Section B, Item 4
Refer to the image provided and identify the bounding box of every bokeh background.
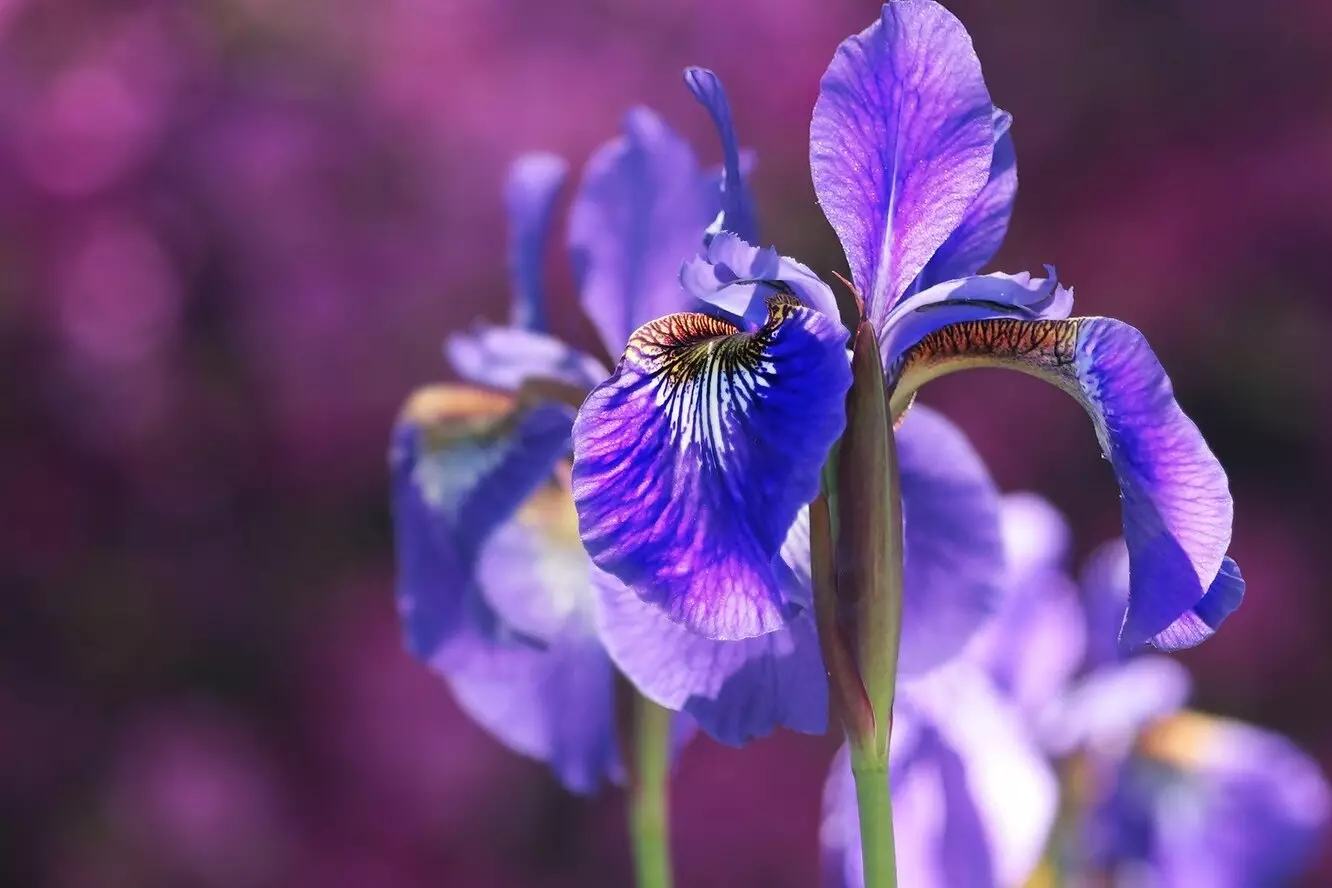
[3,0,1331,885]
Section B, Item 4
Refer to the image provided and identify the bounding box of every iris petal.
[391,385,575,662]
[679,232,841,327]
[569,108,717,356]
[1149,555,1245,652]
[810,0,994,322]
[572,295,852,639]
[504,153,568,331]
[889,317,1234,650]
[897,405,1005,675]
[914,107,1018,290]
[684,67,758,243]
[447,324,609,393]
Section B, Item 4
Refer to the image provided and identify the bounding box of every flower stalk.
[628,694,675,888]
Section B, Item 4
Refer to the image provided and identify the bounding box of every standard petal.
[822,668,1058,888]
[914,107,1018,290]
[896,405,1005,675]
[879,268,1072,363]
[446,324,609,393]
[679,231,841,328]
[571,295,852,639]
[1135,713,1331,887]
[569,108,717,356]
[391,386,575,662]
[594,567,827,746]
[684,67,758,243]
[504,153,568,331]
[889,317,1235,650]
[810,0,994,323]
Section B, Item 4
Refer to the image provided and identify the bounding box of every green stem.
[850,748,898,888]
[629,695,674,888]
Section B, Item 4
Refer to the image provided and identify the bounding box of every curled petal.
[572,295,852,639]
[915,106,1018,290]
[897,405,1005,675]
[684,67,758,243]
[391,386,574,663]
[810,0,994,322]
[594,567,827,747]
[680,231,841,328]
[822,668,1057,888]
[447,324,609,392]
[569,108,717,356]
[889,317,1235,650]
[504,153,568,331]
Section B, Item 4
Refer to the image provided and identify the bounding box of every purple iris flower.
[392,102,740,789]
[570,0,1236,666]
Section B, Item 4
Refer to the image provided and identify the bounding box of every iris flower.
[570,0,1236,669]
[391,101,742,789]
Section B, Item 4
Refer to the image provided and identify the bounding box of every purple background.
[3,0,1330,885]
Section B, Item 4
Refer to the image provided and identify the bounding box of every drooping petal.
[896,405,1005,675]
[569,108,718,356]
[810,0,994,323]
[679,231,842,328]
[822,667,1058,888]
[446,324,610,393]
[888,317,1235,650]
[914,107,1018,290]
[879,267,1072,363]
[571,295,852,640]
[1135,712,1331,887]
[504,153,568,331]
[391,386,575,663]
[684,67,758,243]
[594,565,827,747]
[1148,556,1245,652]
[965,493,1086,717]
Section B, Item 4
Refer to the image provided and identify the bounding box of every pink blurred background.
[2,0,1331,885]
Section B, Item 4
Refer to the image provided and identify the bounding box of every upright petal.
[569,108,718,355]
[446,324,609,393]
[896,405,1005,675]
[571,295,852,639]
[391,386,575,662]
[684,67,758,243]
[888,317,1235,650]
[810,0,994,323]
[915,107,1018,290]
[504,153,568,331]
[594,566,828,747]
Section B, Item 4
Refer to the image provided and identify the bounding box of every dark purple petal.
[880,267,1072,363]
[569,108,717,356]
[889,317,1235,652]
[915,106,1018,290]
[679,231,841,328]
[810,1,994,323]
[684,67,758,243]
[896,405,1005,674]
[571,296,852,640]
[504,153,568,332]
[594,566,827,746]
[447,324,608,392]
[391,386,574,663]
[822,668,1057,888]
[1149,556,1245,652]
[1137,714,1331,887]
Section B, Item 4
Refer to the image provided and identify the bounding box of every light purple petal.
[593,567,827,746]
[684,67,758,243]
[569,107,717,356]
[504,153,568,331]
[1041,656,1191,757]
[915,106,1018,289]
[572,297,851,640]
[823,668,1058,888]
[810,0,994,323]
[896,405,1005,675]
[679,231,841,327]
[446,324,609,392]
